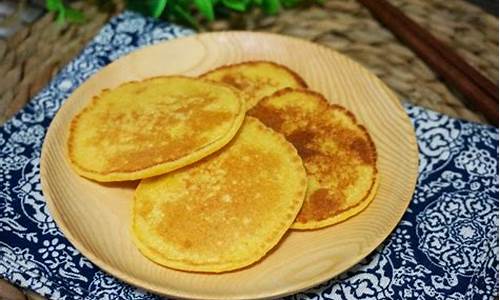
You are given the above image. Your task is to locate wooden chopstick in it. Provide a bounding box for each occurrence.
[358,0,499,126]
[367,0,498,103]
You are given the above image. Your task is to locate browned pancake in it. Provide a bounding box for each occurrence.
[132,117,307,272]
[248,88,378,229]
[67,76,245,182]
[200,61,307,109]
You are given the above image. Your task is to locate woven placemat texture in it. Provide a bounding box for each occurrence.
[0,2,114,124]
[0,0,497,125]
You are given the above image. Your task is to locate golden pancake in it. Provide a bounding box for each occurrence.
[248,88,378,230]
[299,175,380,229]
[132,117,307,273]
[68,76,245,182]
[200,61,307,109]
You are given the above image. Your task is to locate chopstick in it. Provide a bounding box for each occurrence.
[357,0,499,126]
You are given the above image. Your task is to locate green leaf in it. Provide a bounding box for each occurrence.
[163,0,175,18]
[253,0,262,5]
[152,0,168,18]
[125,0,149,15]
[173,4,200,29]
[126,0,168,18]
[66,7,85,23]
[46,0,63,11]
[194,0,215,21]
[221,0,249,12]
[262,0,280,14]
[56,8,65,24]
[176,0,192,7]
[280,0,298,8]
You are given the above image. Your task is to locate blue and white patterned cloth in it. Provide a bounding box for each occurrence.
[0,11,498,300]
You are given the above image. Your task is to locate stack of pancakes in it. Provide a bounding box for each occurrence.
[68,61,378,273]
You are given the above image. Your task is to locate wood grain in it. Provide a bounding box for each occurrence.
[40,32,418,299]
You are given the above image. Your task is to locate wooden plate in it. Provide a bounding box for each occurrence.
[41,32,418,299]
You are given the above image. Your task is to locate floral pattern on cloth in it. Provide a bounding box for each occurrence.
[0,11,498,300]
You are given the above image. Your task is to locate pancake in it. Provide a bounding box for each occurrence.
[67,76,245,182]
[300,174,380,229]
[132,117,307,273]
[200,61,307,110]
[248,88,378,229]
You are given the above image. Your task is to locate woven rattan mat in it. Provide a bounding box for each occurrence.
[0,0,498,125]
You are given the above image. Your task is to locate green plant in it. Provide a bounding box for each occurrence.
[46,0,85,23]
[46,0,322,28]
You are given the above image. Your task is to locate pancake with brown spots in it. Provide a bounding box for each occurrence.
[248,88,378,229]
[132,117,307,272]
[67,76,245,182]
[200,61,307,110]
